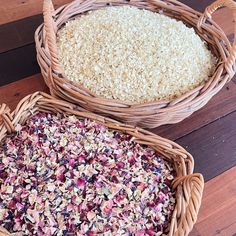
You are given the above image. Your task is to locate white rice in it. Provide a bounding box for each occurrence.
[57,6,216,104]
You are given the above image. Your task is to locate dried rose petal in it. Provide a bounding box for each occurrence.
[0,112,175,235]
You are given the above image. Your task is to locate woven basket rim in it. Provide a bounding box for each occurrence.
[38,0,234,105]
[35,0,236,128]
[0,91,204,236]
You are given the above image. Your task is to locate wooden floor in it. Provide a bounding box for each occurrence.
[0,0,236,235]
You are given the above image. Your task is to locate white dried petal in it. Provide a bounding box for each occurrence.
[57,6,216,104]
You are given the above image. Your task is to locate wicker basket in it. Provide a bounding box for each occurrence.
[35,0,236,129]
[0,92,203,235]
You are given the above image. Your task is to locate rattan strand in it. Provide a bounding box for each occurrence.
[35,0,236,128]
[0,92,204,236]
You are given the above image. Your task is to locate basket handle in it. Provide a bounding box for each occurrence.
[171,173,204,235]
[0,104,15,133]
[43,0,62,76]
[198,0,236,78]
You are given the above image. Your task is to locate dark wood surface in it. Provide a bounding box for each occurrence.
[177,110,236,181]
[191,167,236,236]
[0,15,42,53]
[0,0,236,235]
[0,44,40,86]
[153,80,236,140]
[0,0,233,86]
[0,0,72,25]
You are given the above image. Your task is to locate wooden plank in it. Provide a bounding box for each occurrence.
[0,74,235,182]
[1,77,236,236]
[0,0,217,25]
[0,44,40,86]
[0,74,49,110]
[179,0,214,12]
[0,0,232,84]
[0,0,71,25]
[213,8,234,37]
[0,15,42,53]
[176,111,236,181]
[0,0,233,53]
[179,1,234,36]
[153,80,236,140]
[2,73,236,153]
[189,167,236,236]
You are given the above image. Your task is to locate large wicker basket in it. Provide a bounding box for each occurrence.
[35,0,236,128]
[0,92,203,235]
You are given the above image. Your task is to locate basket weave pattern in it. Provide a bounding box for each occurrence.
[35,0,236,128]
[0,92,204,236]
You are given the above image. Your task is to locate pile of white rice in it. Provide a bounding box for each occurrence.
[57,6,216,104]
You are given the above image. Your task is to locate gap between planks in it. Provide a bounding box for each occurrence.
[177,110,236,181]
[0,1,234,53]
[1,74,236,182]
[0,0,228,25]
[0,0,234,85]
[153,80,236,140]
[1,74,236,139]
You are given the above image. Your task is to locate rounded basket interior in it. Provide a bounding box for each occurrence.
[35,0,235,128]
[0,92,204,236]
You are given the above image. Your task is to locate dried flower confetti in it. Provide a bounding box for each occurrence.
[0,112,176,235]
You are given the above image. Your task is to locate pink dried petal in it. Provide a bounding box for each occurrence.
[44,147,50,155]
[67,204,74,212]
[146,228,156,236]
[80,223,89,234]
[14,221,22,231]
[103,200,113,214]
[2,157,10,166]
[38,220,45,228]
[137,230,145,236]
[68,159,75,167]
[87,211,96,221]
[87,231,95,236]
[77,203,83,212]
[94,181,102,188]
[57,173,66,182]
[15,124,22,132]
[8,199,17,209]
[76,178,86,188]
[44,227,52,236]
[16,202,25,211]
[32,210,40,224]
[116,161,125,168]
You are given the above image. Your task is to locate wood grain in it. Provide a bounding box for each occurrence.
[0,0,233,85]
[180,0,214,12]
[1,73,236,182]
[0,0,71,25]
[0,15,42,53]
[153,80,236,140]
[0,0,234,54]
[0,44,40,86]
[176,110,236,181]
[213,8,234,37]
[0,74,49,110]
[189,167,236,236]
[0,1,235,235]
[0,0,214,25]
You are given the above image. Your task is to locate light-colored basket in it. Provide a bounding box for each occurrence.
[0,92,204,235]
[35,0,236,129]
